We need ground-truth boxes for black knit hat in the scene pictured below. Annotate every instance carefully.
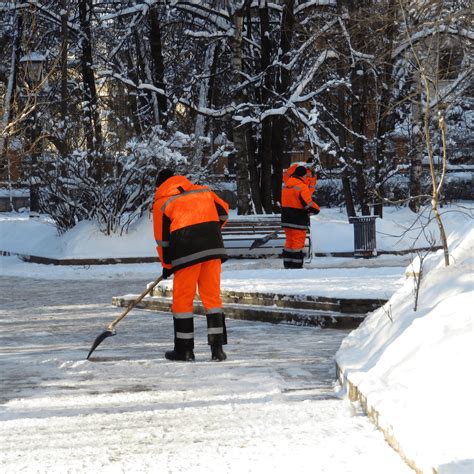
[293,166,307,177]
[155,168,174,188]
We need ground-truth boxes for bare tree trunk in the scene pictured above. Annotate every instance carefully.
[435,112,450,266]
[0,10,22,211]
[148,5,167,127]
[0,11,21,162]
[336,62,356,217]
[243,3,263,213]
[409,83,424,213]
[247,127,263,214]
[133,32,152,130]
[374,0,397,218]
[334,1,357,217]
[60,0,68,122]
[193,42,217,170]
[124,42,143,136]
[272,0,295,208]
[259,3,272,213]
[350,63,370,215]
[59,0,70,156]
[79,0,104,182]
[231,5,251,214]
[421,74,450,266]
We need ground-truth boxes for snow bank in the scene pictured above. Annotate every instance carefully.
[1,203,471,258]
[336,220,474,473]
[0,213,155,258]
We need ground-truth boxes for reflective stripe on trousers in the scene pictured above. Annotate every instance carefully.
[173,313,194,339]
[206,313,227,346]
[172,314,194,350]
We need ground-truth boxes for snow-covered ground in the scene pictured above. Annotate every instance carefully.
[0,276,411,473]
[0,204,469,258]
[0,202,472,473]
[0,254,405,300]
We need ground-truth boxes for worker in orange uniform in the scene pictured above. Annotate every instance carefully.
[152,169,229,362]
[281,165,320,268]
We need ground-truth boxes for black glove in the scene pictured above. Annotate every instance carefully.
[310,207,320,215]
[162,268,173,279]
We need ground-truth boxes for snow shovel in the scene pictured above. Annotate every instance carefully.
[86,275,165,359]
[249,230,280,250]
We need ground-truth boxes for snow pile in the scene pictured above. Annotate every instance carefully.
[0,213,155,258]
[336,220,474,473]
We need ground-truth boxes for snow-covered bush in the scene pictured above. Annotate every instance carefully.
[38,128,188,235]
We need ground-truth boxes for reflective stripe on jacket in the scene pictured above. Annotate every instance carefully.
[281,176,320,230]
[152,175,229,272]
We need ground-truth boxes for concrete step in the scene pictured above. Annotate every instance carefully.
[112,294,366,329]
[152,286,384,314]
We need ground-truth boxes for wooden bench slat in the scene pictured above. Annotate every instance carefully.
[219,215,308,257]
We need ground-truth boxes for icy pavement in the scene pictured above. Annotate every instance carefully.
[0,255,407,300]
[0,276,412,473]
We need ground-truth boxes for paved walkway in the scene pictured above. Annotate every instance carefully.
[0,276,412,473]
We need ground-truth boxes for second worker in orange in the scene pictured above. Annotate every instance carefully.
[281,165,320,269]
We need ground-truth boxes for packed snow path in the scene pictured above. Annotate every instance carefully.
[0,276,412,473]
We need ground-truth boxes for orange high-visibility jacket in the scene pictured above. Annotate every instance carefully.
[281,175,320,230]
[153,176,229,272]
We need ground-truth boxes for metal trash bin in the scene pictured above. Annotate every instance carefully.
[349,216,378,258]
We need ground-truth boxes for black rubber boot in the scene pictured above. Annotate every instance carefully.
[206,313,227,362]
[166,315,195,362]
[283,248,304,268]
[211,344,227,362]
[165,348,195,362]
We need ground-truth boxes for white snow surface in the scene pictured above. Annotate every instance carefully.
[0,277,410,474]
[1,202,473,473]
[0,204,469,258]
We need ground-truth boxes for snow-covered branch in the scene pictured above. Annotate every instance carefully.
[393,25,474,59]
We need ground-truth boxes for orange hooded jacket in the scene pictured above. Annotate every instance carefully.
[281,175,320,230]
[152,176,229,272]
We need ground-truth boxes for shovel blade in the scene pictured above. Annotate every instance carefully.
[249,238,264,250]
[249,231,279,250]
[86,329,116,360]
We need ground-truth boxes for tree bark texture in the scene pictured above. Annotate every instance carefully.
[148,5,167,126]
[335,58,356,218]
[271,0,295,208]
[231,5,251,215]
[0,10,22,211]
[409,85,424,213]
[0,11,22,162]
[258,4,273,213]
[59,0,70,156]
[133,32,152,131]
[79,0,104,182]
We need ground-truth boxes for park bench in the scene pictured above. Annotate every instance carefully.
[222,214,309,258]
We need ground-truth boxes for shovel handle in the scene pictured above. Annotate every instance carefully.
[107,275,165,331]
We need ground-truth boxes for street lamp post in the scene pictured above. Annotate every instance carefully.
[20,52,46,218]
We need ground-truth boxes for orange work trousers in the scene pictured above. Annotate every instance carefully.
[171,259,223,315]
[284,228,307,250]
